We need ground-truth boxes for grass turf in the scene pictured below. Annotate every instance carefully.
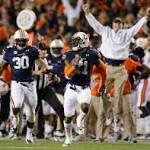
[0,140,150,150]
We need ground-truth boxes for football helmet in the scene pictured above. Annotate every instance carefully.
[71,32,89,51]
[14,29,29,49]
[49,39,64,57]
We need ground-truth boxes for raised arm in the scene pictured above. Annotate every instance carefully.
[82,3,108,35]
[127,7,150,37]
[76,0,83,12]
[61,0,70,9]
[127,17,147,37]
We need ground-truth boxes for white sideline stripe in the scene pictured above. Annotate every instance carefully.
[0,147,47,149]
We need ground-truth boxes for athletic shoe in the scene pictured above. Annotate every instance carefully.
[62,138,71,147]
[26,133,34,144]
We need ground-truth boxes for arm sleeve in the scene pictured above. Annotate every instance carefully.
[126,17,147,37]
[61,0,70,9]
[85,13,108,35]
[32,48,39,60]
[76,0,83,12]
[92,50,101,66]
[63,52,77,79]
[64,64,76,79]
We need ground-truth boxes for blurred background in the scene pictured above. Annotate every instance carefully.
[0,0,150,52]
[0,0,150,141]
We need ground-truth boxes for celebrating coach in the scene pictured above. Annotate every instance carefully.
[82,3,150,139]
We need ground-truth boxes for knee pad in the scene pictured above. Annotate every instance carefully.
[27,120,34,128]
[12,108,20,115]
[64,117,72,124]
[81,103,89,114]
[26,111,35,123]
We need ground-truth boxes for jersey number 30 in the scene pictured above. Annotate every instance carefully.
[13,56,29,69]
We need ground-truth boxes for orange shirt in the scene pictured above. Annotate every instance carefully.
[123,57,141,94]
[0,25,7,41]
[91,63,106,96]
[1,65,12,85]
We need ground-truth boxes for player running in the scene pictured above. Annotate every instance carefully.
[0,29,47,143]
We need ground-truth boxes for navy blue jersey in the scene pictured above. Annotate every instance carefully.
[46,54,67,94]
[3,45,39,82]
[47,54,64,75]
[65,48,100,86]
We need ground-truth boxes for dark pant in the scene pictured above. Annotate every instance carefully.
[36,86,64,137]
[0,91,10,123]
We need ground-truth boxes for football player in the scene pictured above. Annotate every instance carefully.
[0,29,47,143]
[46,38,66,138]
[63,32,102,146]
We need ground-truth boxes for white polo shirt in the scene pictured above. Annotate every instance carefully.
[85,13,147,60]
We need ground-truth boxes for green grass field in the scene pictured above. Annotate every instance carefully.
[0,140,150,150]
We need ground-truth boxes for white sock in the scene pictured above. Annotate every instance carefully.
[26,127,33,137]
[0,121,6,130]
[77,111,86,134]
[12,115,19,130]
[64,122,72,140]
[44,121,54,134]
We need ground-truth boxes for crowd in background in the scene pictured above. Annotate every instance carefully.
[0,0,150,51]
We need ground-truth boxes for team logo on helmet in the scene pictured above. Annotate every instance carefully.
[71,32,89,51]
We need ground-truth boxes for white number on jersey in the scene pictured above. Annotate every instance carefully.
[13,56,29,69]
[78,59,88,75]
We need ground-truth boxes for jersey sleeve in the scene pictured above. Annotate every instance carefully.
[63,52,76,79]
[31,47,39,60]
[64,51,76,63]
[91,50,100,66]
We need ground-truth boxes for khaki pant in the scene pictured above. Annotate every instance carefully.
[105,65,128,116]
[121,94,136,137]
[85,95,111,138]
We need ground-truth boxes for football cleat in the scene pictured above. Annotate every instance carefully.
[62,138,71,147]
